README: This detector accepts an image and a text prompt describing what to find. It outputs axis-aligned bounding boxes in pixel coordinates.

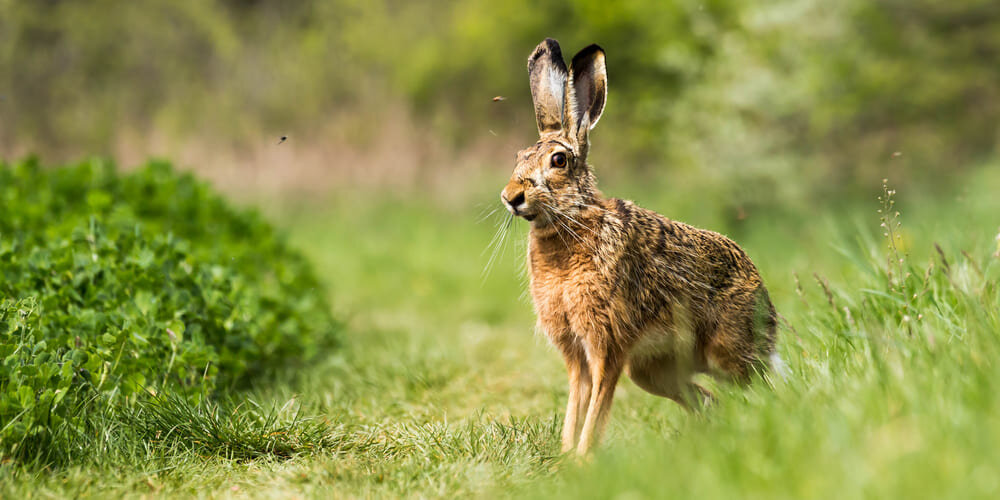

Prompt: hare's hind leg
[626,354,711,409]
[706,286,778,382]
[559,345,592,453]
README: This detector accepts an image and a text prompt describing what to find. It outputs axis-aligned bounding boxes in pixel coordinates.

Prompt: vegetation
[3,164,998,496]
[0,158,339,463]
[3,0,1000,497]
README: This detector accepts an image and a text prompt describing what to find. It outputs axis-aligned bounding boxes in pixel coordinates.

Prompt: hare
[500,39,781,455]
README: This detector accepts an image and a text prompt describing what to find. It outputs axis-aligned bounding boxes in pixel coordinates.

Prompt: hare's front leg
[576,350,624,454]
[559,345,592,453]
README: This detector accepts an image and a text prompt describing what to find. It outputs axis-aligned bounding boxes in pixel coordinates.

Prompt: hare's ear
[569,44,608,138]
[527,38,568,135]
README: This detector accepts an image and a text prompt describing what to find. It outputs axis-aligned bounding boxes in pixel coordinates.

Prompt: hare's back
[612,201,763,292]
[609,199,770,328]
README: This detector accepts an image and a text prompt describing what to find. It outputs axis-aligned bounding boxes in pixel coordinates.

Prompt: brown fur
[501,39,778,454]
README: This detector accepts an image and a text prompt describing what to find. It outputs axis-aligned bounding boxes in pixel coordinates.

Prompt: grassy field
[3,164,1000,498]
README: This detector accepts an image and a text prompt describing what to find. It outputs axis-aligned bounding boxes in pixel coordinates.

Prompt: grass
[3,165,1000,498]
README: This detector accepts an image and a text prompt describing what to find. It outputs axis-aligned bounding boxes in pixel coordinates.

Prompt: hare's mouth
[522,213,537,221]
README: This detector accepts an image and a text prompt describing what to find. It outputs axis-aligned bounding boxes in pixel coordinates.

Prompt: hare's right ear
[527,38,568,135]
[569,44,608,138]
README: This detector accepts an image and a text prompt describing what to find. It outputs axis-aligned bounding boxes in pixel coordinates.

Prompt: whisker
[497,214,514,273]
[476,206,500,225]
[482,212,514,279]
[482,210,509,257]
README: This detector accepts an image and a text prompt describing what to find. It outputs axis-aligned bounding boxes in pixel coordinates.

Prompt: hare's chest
[529,255,608,338]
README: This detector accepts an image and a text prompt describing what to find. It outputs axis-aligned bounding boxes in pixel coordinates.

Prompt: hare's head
[501,39,607,225]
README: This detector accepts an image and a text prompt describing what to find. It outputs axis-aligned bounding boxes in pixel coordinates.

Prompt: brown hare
[500,39,782,455]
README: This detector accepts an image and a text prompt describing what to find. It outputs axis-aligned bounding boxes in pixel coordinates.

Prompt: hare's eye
[550,153,567,168]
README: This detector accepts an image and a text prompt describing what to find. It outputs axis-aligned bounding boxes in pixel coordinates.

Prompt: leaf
[17,386,34,409]
[166,319,185,344]
[134,290,156,316]
[132,248,156,269]
[85,190,112,211]
[52,389,66,406]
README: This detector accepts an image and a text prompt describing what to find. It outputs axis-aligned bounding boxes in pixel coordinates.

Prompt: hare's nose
[502,191,526,213]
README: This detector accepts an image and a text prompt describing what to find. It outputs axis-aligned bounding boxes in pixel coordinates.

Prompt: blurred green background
[3,1,1000,498]
[4,0,998,207]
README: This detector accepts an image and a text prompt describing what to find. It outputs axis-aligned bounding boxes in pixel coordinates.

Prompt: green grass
[3,166,1000,498]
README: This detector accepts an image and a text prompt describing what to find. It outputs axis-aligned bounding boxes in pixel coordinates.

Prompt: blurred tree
[0,0,739,155]
[0,0,997,201]
[662,0,1000,218]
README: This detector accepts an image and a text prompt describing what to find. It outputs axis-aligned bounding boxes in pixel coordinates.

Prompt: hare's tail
[769,352,789,381]
[753,287,785,380]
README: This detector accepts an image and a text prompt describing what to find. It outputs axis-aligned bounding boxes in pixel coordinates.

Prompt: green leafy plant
[0,157,339,462]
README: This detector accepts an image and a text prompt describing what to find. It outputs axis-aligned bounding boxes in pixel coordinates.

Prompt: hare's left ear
[528,39,569,135]
[568,44,608,143]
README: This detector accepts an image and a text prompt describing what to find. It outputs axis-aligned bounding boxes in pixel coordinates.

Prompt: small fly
[492,96,506,102]
[277,135,288,145]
